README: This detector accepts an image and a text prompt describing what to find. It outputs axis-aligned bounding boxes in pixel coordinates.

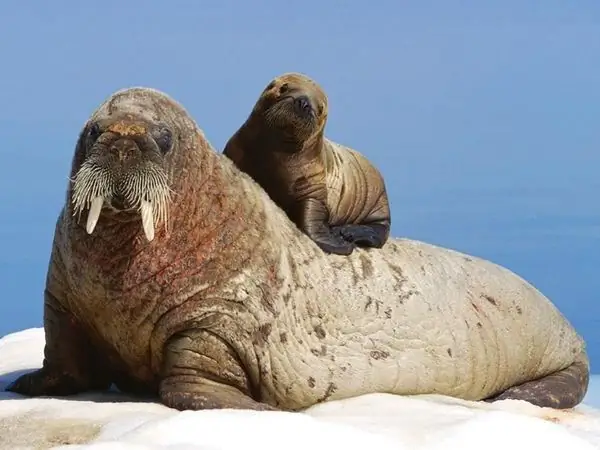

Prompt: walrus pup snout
[71,117,173,242]
[224,71,392,255]
[292,95,313,118]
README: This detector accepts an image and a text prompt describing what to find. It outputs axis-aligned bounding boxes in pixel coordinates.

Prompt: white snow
[1,328,600,450]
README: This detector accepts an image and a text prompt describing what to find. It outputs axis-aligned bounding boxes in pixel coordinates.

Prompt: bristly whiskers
[71,160,173,242]
[264,100,315,137]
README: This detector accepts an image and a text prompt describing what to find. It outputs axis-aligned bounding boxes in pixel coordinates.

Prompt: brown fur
[223,72,391,255]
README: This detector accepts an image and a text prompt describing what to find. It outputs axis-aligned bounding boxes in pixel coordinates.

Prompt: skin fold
[5,87,588,412]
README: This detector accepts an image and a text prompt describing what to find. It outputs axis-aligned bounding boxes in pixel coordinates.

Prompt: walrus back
[322,238,585,401]
[260,221,586,408]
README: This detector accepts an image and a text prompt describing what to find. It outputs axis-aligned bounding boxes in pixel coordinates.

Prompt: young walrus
[223,72,391,256]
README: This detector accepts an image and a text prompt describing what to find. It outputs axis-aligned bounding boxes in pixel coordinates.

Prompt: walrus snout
[109,138,142,163]
[70,121,174,243]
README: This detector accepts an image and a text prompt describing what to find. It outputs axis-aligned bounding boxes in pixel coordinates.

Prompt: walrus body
[7,87,588,412]
[223,72,391,256]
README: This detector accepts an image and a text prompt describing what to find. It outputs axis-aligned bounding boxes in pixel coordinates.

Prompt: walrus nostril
[110,141,139,161]
[293,96,312,116]
[110,194,127,210]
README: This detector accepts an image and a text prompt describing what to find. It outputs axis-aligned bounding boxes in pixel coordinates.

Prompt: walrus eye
[152,126,173,155]
[279,83,289,94]
[88,122,101,142]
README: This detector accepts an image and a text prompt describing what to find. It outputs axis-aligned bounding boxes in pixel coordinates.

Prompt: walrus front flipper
[6,290,111,396]
[485,350,590,409]
[297,197,355,255]
[161,383,278,411]
[333,221,390,249]
[160,329,279,411]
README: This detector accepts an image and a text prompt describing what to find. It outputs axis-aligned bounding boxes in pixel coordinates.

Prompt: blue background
[1,0,598,383]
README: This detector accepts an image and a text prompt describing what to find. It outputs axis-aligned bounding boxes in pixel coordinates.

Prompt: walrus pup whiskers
[223,72,391,255]
[6,87,588,412]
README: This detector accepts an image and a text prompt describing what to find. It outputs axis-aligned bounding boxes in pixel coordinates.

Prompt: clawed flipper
[332,223,388,248]
[161,329,280,412]
[485,351,590,409]
[160,380,278,411]
[297,198,355,255]
[6,367,107,397]
[312,232,355,255]
[6,290,112,398]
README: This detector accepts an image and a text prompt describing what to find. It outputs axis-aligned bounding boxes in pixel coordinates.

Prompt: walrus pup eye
[152,126,174,155]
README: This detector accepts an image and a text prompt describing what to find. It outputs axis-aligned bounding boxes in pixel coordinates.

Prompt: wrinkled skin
[223,72,391,256]
[6,87,588,412]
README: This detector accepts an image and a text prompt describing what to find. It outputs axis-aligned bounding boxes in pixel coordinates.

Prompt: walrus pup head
[70,103,177,242]
[250,72,328,150]
[224,72,392,256]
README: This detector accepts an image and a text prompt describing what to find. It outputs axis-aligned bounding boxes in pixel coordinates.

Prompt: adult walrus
[223,72,391,256]
[6,87,588,412]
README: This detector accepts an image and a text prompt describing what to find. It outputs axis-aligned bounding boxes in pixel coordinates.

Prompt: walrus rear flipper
[486,350,590,409]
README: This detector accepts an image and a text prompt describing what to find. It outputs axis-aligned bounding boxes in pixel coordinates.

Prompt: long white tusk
[86,196,104,234]
[140,200,155,242]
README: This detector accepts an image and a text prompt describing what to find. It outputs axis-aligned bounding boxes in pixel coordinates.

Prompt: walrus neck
[62,148,274,301]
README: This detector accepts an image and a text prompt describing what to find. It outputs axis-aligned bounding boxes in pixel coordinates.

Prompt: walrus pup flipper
[298,197,354,255]
[6,290,111,396]
[159,329,278,411]
[486,350,590,409]
[333,221,390,249]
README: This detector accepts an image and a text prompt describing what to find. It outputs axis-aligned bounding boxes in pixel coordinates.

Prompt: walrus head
[70,113,175,242]
[255,72,328,144]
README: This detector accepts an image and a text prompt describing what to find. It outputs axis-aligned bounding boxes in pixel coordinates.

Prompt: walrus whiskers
[71,159,172,241]
[71,162,115,228]
[121,168,172,240]
[264,100,315,135]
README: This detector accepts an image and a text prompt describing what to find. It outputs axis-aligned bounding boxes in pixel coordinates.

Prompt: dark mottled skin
[223,72,391,256]
[5,87,589,413]
[485,352,590,408]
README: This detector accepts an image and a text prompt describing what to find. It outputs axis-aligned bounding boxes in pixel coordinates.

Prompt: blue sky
[1,1,599,367]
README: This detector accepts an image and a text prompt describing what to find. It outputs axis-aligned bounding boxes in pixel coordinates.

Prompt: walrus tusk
[140,200,155,241]
[86,196,104,234]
